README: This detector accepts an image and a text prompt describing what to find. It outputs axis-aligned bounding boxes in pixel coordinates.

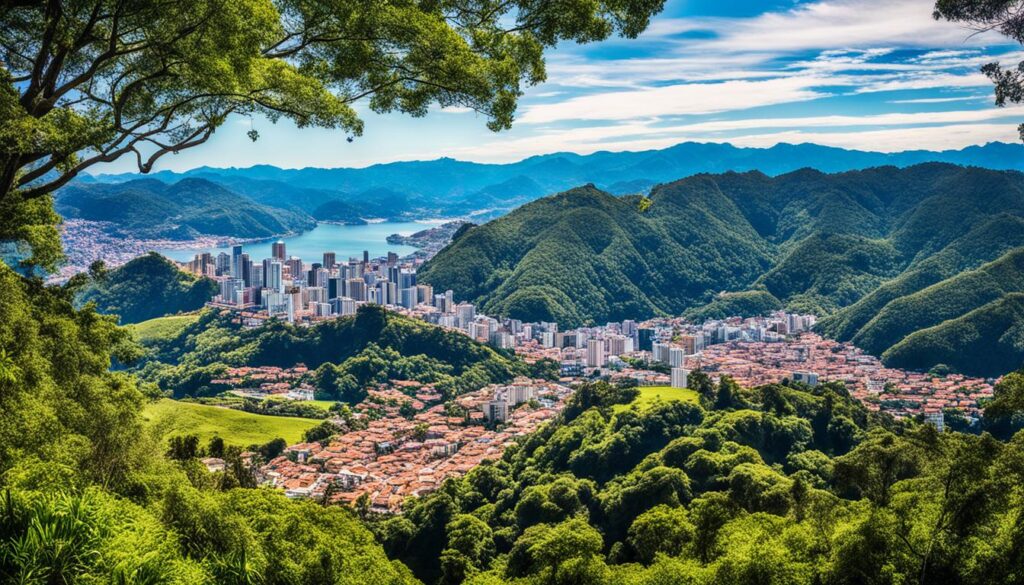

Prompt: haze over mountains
[77,141,1024,225]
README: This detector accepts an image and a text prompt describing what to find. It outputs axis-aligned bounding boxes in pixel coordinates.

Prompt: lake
[154,221,437,263]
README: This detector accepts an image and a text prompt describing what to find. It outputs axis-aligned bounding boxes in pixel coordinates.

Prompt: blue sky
[97,0,1024,172]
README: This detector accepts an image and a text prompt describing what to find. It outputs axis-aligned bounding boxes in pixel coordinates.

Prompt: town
[182,241,998,505]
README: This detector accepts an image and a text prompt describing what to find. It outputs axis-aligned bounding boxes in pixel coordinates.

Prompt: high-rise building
[586,339,606,368]
[669,347,685,367]
[416,284,433,304]
[216,252,231,276]
[268,261,284,293]
[285,257,303,280]
[792,371,819,387]
[456,303,475,327]
[230,245,243,278]
[387,252,398,266]
[272,240,286,261]
[671,367,690,389]
[347,278,367,301]
[362,250,369,264]
[638,328,655,352]
[322,252,336,269]
[327,276,341,300]
[240,253,252,287]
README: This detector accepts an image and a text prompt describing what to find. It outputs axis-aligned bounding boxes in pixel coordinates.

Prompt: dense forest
[373,375,1024,585]
[76,252,218,324]
[134,304,526,400]
[420,163,1024,375]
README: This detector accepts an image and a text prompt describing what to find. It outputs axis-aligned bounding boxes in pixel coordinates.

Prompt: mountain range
[79,141,1024,223]
[419,163,1024,377]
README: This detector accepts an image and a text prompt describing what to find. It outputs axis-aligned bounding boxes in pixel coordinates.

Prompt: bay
[154,221,435,263]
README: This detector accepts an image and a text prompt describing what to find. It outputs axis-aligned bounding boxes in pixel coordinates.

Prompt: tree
[167,434,200,461]
[1,0,667,269]
[934,0,1024,140]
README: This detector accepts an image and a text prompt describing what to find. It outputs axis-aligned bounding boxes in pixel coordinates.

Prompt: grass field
[143,399,320,447]
[128,314,198,344]
[613,385,700,413]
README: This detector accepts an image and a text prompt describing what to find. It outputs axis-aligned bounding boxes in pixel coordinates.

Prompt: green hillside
[420,164,1024,373]
[846,248,1024,358]
[682,290,783,322]
[57,177,316,239]
[136,304,526,400]
[882,293,1024,377]
[143,398,319,446]
[127,314,200,344]
[77,253,217,324]
[374,377,1024,585]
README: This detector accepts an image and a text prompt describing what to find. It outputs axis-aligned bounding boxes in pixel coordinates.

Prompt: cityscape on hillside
[188,239,996,424]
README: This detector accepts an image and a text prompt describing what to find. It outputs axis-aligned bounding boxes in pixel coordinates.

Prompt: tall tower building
[323,252,336,269]
[272,240,286,261]
[230,245,243,278]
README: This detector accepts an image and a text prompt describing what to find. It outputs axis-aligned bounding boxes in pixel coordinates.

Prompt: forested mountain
[56,177,316,239]
[77,252,217,324]
[80,142,1024,221]
[373,376,1024,585]
[135,304,526,400]
[419,164,1024,374]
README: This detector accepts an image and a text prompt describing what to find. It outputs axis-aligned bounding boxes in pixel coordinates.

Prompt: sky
[96,0,1024,173]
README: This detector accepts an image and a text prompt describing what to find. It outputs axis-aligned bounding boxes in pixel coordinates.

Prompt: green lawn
[262,395,340,412]
[613,385,700,413]
[128,314,198,344]
[142,399,319,447]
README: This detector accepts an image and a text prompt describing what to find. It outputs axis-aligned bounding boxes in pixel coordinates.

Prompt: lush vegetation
[882,293,1024,378]
[421,164,1024,374]
[134,304,525,400]
[612,385,700,413]
[0,259,421,584]
[77,253,217,324]
[128,314,201,344]
[57,178,316,239]
[819,247,1024,376]
[373,376,1024,585]
[682,291,783,322]
[143,398,320,447]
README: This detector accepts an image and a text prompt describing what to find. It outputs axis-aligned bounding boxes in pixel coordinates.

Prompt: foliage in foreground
[0,261,416,584]
[374,377,1024,585]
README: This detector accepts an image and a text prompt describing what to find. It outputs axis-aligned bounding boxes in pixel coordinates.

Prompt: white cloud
[723,124,1019,151]
[518,76,827,124]
[662,0,1002,53]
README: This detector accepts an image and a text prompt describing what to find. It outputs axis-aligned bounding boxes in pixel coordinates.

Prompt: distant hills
[80,141,1024,222]
[77,253,217,324]
[57,177,317,239]
[419,163,1024,376]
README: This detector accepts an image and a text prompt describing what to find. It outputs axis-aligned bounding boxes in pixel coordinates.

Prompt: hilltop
[419,164,1024,375]
[76,252,217,324]
[57,177,316,239]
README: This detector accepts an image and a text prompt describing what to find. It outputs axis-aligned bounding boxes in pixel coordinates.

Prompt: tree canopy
[1,0,665,268]
[934,0,1024,140]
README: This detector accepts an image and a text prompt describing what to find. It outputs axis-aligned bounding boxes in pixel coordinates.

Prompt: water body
[154,221,436,263]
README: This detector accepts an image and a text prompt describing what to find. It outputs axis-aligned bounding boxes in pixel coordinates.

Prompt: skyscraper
[323,252,336,269]
[586,339,606,368]
[272,240,286,261]
[362,250,369,264]
[230,245,243,278]
[268,261,284,293]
